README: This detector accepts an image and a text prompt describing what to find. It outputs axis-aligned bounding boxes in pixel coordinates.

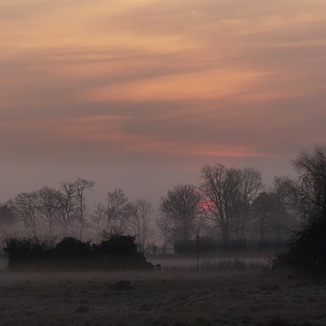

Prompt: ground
[0,265,325,326]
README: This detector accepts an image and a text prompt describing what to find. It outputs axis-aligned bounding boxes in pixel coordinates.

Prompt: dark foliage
[94,234,137,256]
[3,235,153,271]
[55,237,92,258]
[273,216,326,281]
[272,147,326,282]
[3,237,47,271]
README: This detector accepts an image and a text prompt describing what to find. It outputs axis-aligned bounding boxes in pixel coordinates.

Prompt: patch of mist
[147,253,270,272]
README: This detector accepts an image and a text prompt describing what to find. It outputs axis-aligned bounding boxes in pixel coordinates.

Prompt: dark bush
[94,235,137,257]
[55,237,92,258]
[3,235,153,271]
[4,237,48,271]
[273,217,326,281]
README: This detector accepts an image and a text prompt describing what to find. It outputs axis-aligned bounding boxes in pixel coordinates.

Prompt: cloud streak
[85,69,269,102]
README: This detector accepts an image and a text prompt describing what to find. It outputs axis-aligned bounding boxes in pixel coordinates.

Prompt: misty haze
[2,147,326,325]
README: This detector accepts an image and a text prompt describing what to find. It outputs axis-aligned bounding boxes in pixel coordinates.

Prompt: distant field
[0,267,325,326]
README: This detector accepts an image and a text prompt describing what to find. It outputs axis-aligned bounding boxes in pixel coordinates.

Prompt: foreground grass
[0,268,324,326]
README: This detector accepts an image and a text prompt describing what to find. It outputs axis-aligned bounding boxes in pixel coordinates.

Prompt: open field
[0,265,325,326]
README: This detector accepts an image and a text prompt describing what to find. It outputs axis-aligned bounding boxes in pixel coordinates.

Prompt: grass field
[0,262,325,326]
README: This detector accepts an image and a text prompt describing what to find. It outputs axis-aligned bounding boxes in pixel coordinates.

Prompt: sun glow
[199,200,217,214]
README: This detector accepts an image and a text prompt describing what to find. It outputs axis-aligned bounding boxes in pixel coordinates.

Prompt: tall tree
[90,203,106,243]
[160,184,201,242]
[251,177,298,247]
[9,192,39,235]
[237,167,263,238]
[37,186,61,239]
[293,146,326,222]
[105,189,130,235]
[273,147,326,278]
[157,212,171,254]
[59,178,95,239]
[200,164,242,247]
[128,198,151,253]
[251,192,283,247]
[72,178,95,240]
[58,181,77,236]
[271,175,298,222]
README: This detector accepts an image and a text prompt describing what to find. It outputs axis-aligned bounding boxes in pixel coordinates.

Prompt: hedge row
[3,235,153,271]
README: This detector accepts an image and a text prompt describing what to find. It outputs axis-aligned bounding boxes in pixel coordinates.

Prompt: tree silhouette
[200,164,242,248]
[274,146,326,280]
[160,184,201,242]
[9,192,39,235]
[37,187,61,239]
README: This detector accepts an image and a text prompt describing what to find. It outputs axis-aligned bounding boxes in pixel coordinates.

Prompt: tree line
[158,146,326,254]
[0,180,151,253]
[1,146,326,255]
[158,167,296,252]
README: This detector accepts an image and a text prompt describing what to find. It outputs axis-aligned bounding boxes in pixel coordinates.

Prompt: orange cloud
[1,0,326,165]
[85,69,269,102]
[116,136,272,159]
[0,113,272,160]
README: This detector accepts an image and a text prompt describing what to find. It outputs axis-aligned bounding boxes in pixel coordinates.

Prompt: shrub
[95,235,137,257]
[273,217,326,281]
[3,235,153,271]
[55,237,92,258]
[3,237,48,270]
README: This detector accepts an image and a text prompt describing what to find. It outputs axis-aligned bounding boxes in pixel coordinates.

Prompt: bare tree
[9,192,39,235]
[271,147,326,277]
[160,184,202,242]
[156,212,171,254]
[272,176,298,218]
[105,189,130,235]
[128,198,151,253]
[58,178,94,238]
[71,178,95,240]
[251,192,282,247]
[292,146,326,222]
[37,186,61,239]
[58,181,77,236]
[200,164,242,247]
[237,167,263,238]
[251,177,298,247]
[90,203,107,243]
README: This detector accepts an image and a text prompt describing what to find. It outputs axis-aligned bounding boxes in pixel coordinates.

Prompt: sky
[1,0,326,208]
